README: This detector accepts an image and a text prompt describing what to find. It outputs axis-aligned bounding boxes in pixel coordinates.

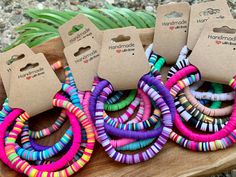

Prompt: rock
[52,1,59,6]
[0,43,10,52]
[13,2,22,8]
[0,2,4,10]
[37,0,46,2]
[9,15,23,25]
[145,5,154,12]
[37,3,44,9]
[0,21,6,29]
[15,9,22,15]
[4,6,13,13]
[70,5,79,11]
[70,1,80,5]
[2,30,12,42]
[4,0,12,6]
[106,0,115,3]
[10,34,16,39]
[85,2,97,8]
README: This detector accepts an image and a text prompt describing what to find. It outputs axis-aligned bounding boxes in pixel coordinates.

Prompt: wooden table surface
[1,37,236,177]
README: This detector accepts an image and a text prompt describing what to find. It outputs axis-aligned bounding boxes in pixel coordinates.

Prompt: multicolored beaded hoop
[0,87,83,162]
[167,46,232,133]
[168,46,234,102]
[166,51,236,151]
[0,83,95,176]
[1,88,94,176]
[0,66,91,168]
[80,45,167,151]
[1,98,95,176]
[0,64,82,166]
[88,73,175,164]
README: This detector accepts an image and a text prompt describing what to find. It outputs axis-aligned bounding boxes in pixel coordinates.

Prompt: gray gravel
[0,0,236,176]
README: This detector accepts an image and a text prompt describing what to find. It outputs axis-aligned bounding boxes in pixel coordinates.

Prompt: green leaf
[26,9,74,21]
[16,22,58,33]
[145,11,156,17]
[27,33,59,47]
[16,35,41,46]
[3,39,23,51]
[97,9,131,27]
[94,9,122,28]
[5,6,157,50]
[104,2,115,9]
[136,11,155,27]
[25,9,70,27]
[64,10,79,17]
[20,31,56,38]
[68,24,85,35]
[82,13,111,30]
[29,15,64,27]
[112,8,148,28]
[78,5,119,29]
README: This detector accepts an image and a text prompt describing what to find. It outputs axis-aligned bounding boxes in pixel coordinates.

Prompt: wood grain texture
[0,37,236,177]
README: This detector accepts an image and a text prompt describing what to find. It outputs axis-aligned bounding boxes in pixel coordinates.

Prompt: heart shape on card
[169,26,175,30]
[215,40,222,45]
[83,59,88,64]
[26,76,32,80]
[116,49,122,53]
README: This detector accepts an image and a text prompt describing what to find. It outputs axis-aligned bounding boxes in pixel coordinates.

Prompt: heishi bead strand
[166,47,232,132]
[81,46,167,151]
[107,89,153,148]
[15,84,82,163]
[176,92,228,132]
[0,88,94,176]
[184,87,232,116]
[1,92,80,165]
[169,55,233,117]
[167,69,236,141]
[166,61,236,151]
[3,98,95,176]
[148,46,226,124]
[0,64,84,164]
[88,74,175,163]
[104,89,153,131]
[19,68,88,165]
[105,52,166,149]
[168,62,231,132]
[168,46,234,102]
[0,62,95,175]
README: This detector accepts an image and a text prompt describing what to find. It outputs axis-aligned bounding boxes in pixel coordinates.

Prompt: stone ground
[0,0,236,176]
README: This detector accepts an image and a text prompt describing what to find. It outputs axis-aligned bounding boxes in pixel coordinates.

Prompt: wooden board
[1,37,236,177]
